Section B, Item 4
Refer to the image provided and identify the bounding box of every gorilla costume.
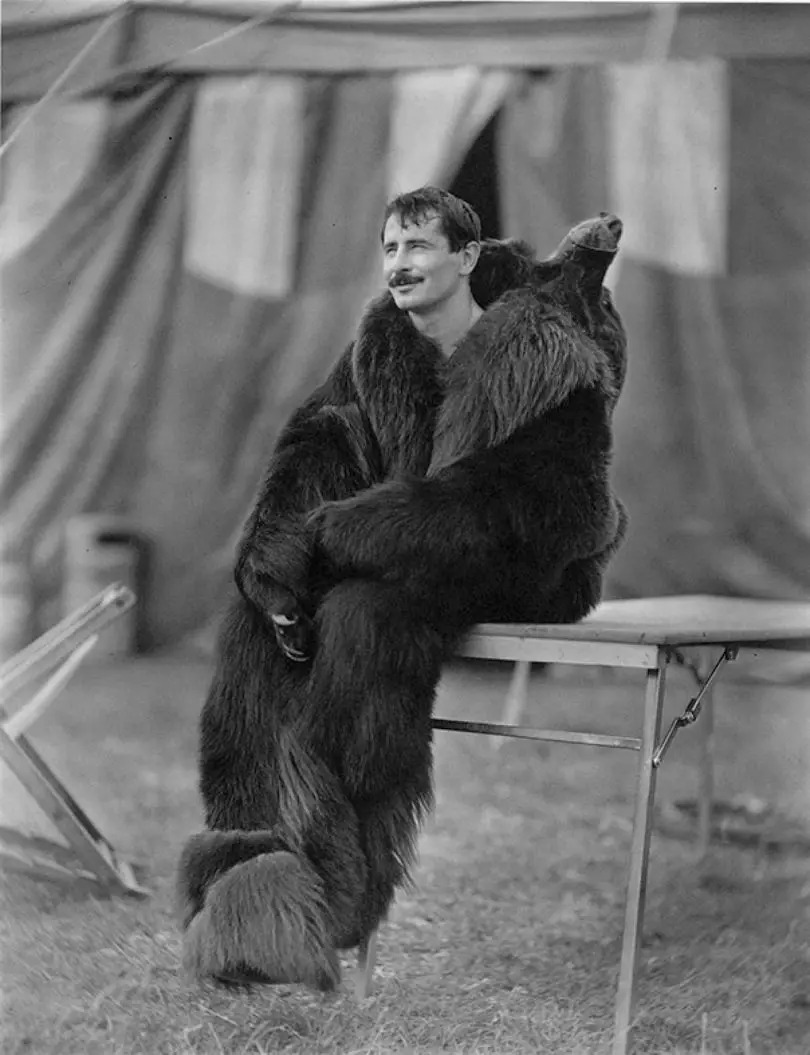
[177,213,628,990]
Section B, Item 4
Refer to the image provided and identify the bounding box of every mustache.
[388,273,422,288]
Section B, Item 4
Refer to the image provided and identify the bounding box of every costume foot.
[215,963,337,991]
[215,965,277,988]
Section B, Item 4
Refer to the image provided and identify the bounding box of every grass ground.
[1,650,808,1055]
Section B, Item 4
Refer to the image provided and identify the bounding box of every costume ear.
[469,239,535,308]
[459,241,481,276]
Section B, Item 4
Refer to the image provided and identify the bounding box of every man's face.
[382,213,473,313]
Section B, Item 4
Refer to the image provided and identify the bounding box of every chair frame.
[0,583,148,897]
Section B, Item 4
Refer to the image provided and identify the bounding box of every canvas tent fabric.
[0,61,514,642]
[1,1,809,648]
[497,59,810,600]
[5,2,810,99]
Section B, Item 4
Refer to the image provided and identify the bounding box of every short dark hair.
[381,186,481,252]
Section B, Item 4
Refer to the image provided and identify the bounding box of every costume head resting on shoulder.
[429,212,626,470]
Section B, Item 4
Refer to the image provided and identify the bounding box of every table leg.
[355,928,378,998]
[612,657,667,1055]
[697,684,715,859]
[494,660,531,750]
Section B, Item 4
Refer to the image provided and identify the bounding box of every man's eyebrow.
[383,235,435,248]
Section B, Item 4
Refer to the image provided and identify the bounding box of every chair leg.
[612,656,667,1055]
[0,727,148,896]
[355,928,378,998]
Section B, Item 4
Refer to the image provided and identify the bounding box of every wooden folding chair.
[0,583,148,896]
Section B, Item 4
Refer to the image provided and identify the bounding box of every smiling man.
[382,187,484,357]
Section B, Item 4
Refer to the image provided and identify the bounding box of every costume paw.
[271,611,314,662]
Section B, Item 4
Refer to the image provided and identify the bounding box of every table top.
[472,595,810,649]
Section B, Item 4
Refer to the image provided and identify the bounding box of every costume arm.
[235,348,381,620]
[310,422,619,597]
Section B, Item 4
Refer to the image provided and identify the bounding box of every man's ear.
[459,240,481,276]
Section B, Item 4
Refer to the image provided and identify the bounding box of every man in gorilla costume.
[177,187,628,991]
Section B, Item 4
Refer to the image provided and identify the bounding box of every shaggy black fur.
[176,214,629,990]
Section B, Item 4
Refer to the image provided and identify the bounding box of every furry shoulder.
[430,286,616,470]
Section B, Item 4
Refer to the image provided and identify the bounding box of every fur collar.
[351,293,444,478]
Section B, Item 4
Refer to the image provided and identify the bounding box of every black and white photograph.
[1,2,809,1053]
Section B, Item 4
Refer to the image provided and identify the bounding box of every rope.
[0,7,125,161]
[0,1,304,141]
[140,1,303,70]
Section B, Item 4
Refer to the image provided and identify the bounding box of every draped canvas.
[1,75,393,644]
[608,265,810,601]
[1,82,195,631]
[4,56,808,649]
[497,68,610,259]
[607,59,729,276]
[184,76,306,299]
[6,2,810,100]
[498,59,810,603]
[142,75,393,643]
[388,67,518,195]
[0,100,109,262]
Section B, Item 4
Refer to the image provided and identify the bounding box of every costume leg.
[354,784,433,937]
[180,597,367,988]
[308,579,442,801]
[302,779,369,950]
[307,580,441,932]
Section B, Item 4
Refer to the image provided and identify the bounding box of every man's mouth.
[389,276,423,291]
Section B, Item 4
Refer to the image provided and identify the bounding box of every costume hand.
[269,594,314,663]
[235,535,314,621]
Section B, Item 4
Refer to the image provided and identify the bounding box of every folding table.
[357,595,810,1055]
